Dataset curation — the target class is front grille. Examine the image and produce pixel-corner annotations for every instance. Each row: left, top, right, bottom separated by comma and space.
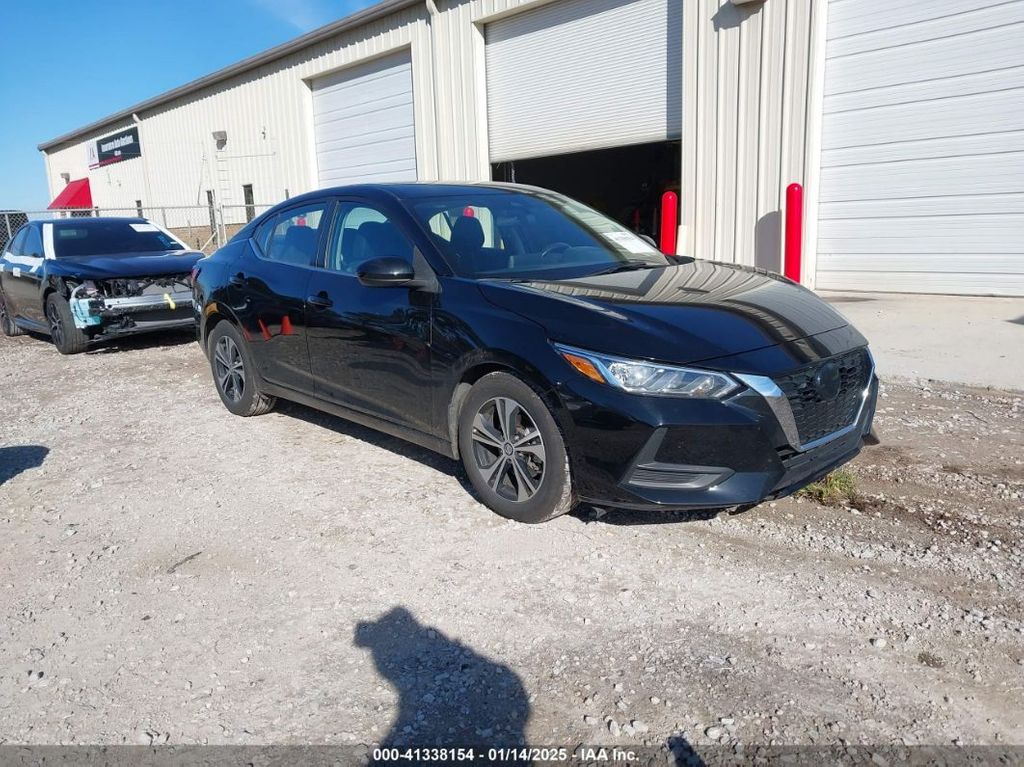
774, 348, 871, 445
771, 427, 863, 494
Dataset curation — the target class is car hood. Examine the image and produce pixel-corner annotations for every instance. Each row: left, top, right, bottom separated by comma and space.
47, 250, 203, 279
479, 260, 859, 367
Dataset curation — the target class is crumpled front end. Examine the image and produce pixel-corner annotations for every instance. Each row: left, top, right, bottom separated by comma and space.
67, 275, 193, 336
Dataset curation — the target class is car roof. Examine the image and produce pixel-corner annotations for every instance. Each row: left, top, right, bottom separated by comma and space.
45, 217, 149, 226
283, 181, 550, 206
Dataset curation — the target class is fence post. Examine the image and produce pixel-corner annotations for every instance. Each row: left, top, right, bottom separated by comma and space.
2, 213, 11, 244
161, 207, 168, 227
218, 203, 226, 248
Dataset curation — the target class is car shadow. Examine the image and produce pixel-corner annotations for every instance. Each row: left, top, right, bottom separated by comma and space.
276, 401, 746, 526
86, 328, 196, 354
355, 606, 529, 753
275, 400, 478, 497
0, 445, 48, 485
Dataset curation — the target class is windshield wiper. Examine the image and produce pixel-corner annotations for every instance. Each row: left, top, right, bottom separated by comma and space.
589, 260, 663, 276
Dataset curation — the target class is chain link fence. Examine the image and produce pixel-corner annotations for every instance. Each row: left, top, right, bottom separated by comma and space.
1, 202, 276, 255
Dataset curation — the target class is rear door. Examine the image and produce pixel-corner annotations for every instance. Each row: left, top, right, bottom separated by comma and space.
230, 199, 334, 396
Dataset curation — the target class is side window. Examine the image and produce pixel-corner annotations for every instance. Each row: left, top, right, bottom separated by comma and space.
6, 227, 28, 256
23, 227, 43, 258
254, 202, 329, 266
326, 203, 413, 274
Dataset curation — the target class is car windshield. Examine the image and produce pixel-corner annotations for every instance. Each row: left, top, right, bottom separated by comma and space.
409, 189, 669, 281
51, 221, 184, 258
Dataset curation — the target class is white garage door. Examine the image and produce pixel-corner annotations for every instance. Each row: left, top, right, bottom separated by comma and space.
485, 0, 681, 162
815, 0, 1024, 296
312, 51, 417, 187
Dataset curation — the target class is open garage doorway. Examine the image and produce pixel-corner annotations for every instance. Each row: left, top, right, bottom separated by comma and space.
491, 140, 680, 240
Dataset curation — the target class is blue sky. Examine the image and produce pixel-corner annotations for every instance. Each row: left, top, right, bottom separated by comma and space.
0, 0, 374, 211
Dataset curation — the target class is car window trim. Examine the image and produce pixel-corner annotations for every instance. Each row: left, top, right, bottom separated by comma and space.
251, 199, 335, 268
22, 225, 44, 259
5, 226, 28, 256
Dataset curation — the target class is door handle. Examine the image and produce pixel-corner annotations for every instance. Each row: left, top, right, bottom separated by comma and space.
306, 292, 333, 308
229, 272, 246, 286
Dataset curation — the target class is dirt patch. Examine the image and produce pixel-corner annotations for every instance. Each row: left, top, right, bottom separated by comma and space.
1, 332, 1022, 749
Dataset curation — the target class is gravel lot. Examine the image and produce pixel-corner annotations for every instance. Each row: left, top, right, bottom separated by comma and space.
1, 330, 1022, 751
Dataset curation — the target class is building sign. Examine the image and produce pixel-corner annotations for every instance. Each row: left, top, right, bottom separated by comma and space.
87, 127, 141, 169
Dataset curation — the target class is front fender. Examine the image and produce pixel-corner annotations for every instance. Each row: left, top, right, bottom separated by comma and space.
431, 278, 581, 460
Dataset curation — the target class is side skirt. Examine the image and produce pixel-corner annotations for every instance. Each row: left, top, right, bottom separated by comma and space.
14, 317, 49, 335
261, 381, 457, 460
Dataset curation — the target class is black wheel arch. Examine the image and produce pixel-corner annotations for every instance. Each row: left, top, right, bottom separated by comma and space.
201, 302, 244, 354
446, 351, 571, 461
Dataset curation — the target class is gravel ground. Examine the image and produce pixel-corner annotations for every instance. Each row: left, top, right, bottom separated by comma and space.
0, 330, 1022, 751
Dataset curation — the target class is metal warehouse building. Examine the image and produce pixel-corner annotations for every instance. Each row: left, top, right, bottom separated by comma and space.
38, 0, 1024, 296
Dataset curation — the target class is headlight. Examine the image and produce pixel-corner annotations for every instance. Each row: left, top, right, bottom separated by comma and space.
554, 343, 739, 398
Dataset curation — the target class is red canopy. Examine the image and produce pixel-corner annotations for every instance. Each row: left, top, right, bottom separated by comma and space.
48, 178, 92, 210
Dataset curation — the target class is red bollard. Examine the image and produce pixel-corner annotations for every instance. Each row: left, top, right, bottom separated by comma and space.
784, 183, 803, 282
659, 190, 679, 255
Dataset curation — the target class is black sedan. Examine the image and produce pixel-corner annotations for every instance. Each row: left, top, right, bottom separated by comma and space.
192, 183, 878, 523
0, 217, 201, 354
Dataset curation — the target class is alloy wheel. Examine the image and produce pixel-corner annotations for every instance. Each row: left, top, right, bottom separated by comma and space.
470, 396, 546, 502
47, 301, 64, 348
213, 336, 246, 403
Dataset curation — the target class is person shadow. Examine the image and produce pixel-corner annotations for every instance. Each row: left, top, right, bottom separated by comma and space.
355, 607, 529, 757
0, 445, 48, 485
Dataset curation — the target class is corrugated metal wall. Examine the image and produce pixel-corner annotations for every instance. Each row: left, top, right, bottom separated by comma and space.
680, 0, 817, 270
42, 0, 819, 270
43, 6, 434, 220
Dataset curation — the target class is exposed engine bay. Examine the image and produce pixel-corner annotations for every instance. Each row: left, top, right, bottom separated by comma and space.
68, 275, 193, 333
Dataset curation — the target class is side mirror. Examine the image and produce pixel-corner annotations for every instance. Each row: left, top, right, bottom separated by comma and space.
357, 256, 415, 287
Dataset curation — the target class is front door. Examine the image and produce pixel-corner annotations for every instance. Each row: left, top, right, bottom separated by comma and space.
305, 200, 434, 435
230, 199, 333, 396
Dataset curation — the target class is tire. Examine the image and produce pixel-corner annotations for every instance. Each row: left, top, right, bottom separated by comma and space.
207, 321, 276, 417
0, 289, 25, 337
46, 293, 88, 354
458, 372, 574, 523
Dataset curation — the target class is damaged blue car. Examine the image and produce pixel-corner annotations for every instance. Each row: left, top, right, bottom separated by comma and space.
0, 217, 201, 354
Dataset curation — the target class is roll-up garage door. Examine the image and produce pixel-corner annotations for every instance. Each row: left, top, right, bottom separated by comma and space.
815, 0, 1024, 296
312, 51, 417, 187
485, 0, 681, 162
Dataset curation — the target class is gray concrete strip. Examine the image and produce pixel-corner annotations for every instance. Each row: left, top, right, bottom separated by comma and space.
822, 291, 1024, 391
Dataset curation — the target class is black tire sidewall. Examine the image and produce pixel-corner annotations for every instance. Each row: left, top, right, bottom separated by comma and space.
0, 290, 17, 336
46, 294, 87, 354
207, 322, 265, 416
458, 372, 572, 523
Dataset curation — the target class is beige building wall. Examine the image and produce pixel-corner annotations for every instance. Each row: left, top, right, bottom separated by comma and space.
42, 0, 822, 274
680, 0, 821, 279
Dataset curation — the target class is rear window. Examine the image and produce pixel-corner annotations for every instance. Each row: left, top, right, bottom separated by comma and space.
52, 221, 184, 258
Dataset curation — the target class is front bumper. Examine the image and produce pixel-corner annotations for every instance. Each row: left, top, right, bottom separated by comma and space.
557, 357, 879, 512
71, 289, 194, 336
